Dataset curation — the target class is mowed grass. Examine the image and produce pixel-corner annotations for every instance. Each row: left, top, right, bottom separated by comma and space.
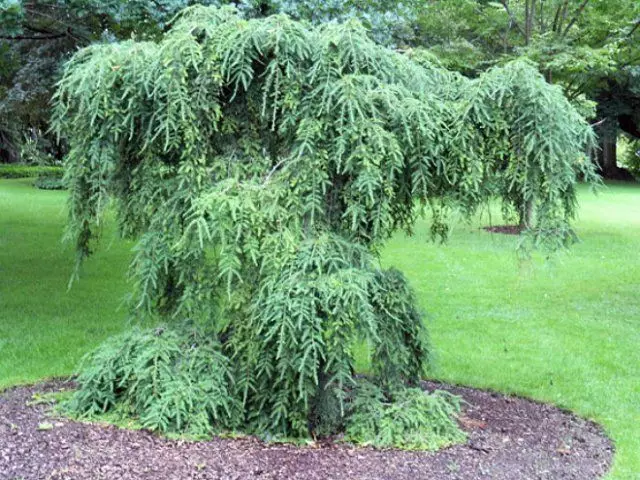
382, 182, 640, 479
1, 177, 639, 478
0, 179, 132, 386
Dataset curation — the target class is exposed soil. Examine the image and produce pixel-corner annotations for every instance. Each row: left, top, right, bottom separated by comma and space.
483, 225, 525, 236
0, 380, 612, 480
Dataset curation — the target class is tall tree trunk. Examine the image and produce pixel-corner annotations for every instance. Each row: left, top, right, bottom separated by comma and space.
529, 0, 536, 39
596, 130, 617, 177
524, 0, 531, 44
596, 125, 634, 180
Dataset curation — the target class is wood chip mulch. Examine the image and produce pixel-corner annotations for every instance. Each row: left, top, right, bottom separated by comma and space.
482, 225, 525, 236
0, 380, 613, 480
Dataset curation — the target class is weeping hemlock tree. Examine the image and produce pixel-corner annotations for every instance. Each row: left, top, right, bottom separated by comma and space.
53, 6, 595, 442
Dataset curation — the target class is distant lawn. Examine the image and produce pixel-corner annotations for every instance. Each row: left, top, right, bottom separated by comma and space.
1, 177, 639, 478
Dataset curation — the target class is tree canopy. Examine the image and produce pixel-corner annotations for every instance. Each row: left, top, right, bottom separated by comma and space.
3, 0, 637, 181
52, 5, 595, 438
0, 0, 237, 162
414, 0, 640, 177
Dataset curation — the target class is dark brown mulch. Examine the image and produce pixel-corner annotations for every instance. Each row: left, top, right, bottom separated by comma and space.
483, 225, 525, 236
0, 380, 613, 480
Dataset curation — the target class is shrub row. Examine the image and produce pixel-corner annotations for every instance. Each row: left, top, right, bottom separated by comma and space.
0, 164, 64, 179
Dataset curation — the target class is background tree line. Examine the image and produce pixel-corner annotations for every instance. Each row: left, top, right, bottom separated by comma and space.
1, 0, 639, 178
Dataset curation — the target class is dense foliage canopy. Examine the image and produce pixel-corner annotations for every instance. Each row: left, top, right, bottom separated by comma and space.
54, 5, 595, 439
414, 0, 640, 178
3, 0, 637, 180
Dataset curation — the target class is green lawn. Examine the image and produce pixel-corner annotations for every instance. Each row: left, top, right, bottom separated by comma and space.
1, 177, 639, 478
0, 179, 132, 386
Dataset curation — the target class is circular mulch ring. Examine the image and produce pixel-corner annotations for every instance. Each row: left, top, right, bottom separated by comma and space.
0, 381, 612, 480
482, 225, 525, 236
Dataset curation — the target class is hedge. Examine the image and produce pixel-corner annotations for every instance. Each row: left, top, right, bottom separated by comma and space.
0, 165, 64, 179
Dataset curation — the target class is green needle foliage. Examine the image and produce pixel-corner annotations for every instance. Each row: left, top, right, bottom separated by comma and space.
53, 5, 596, 444
345, 380, 466, 450
67, 323, 241, 437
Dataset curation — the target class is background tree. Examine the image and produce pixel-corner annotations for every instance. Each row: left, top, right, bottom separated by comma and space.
2, 0, 638, 177
0, 0, 128, 162
413, 0, 640, 179
53, 6, 595, 440
0, 0, 231, 163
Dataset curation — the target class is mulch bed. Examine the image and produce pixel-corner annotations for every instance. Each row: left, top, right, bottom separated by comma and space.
482, 225, 525, 236
0, 380, 613, 480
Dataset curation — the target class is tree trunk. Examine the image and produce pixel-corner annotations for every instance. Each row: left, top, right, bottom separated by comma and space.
597, 130, 616, 176
529, 0, 536, 39
519, 197, 534, 230
524, 0, 531, 44
596, 127, 634, 180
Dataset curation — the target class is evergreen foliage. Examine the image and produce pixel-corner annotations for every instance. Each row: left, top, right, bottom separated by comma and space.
455, 60, 598, 235
345, 380, 465, 450
53, 6, 595, 444
67, 324, 240, 437
34, 175, 66, 190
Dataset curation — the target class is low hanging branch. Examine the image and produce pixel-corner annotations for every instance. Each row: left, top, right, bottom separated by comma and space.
52, 5, 597, 440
